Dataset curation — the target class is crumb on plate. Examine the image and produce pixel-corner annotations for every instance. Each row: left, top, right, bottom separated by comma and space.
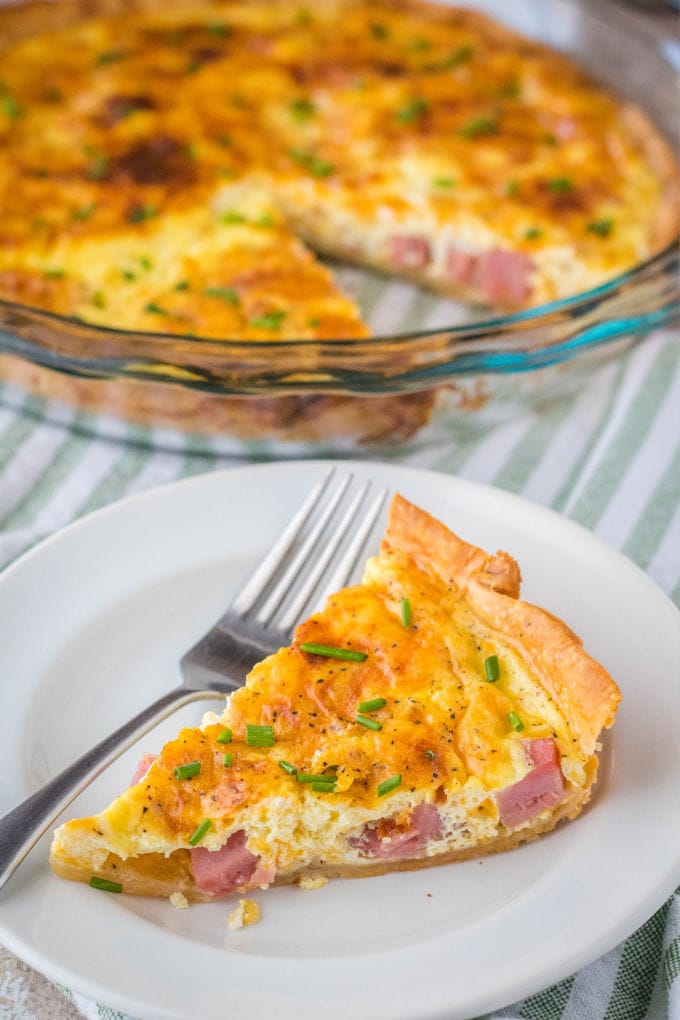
227, 898, 261, 930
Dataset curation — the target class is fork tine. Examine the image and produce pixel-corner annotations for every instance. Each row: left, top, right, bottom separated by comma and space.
253, 472, 353, 623
229, 467, 335, 615
276, 480, 374, 631
316, 486, 387, 604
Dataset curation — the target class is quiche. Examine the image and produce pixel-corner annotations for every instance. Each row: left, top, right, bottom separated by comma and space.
0, 0, 677, 331
49, 495, 621, 900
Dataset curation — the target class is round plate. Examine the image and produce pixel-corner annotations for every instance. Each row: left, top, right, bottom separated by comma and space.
0, 460, 678, 1020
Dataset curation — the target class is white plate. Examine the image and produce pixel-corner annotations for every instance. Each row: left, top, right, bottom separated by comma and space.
0, 460, 679, 1020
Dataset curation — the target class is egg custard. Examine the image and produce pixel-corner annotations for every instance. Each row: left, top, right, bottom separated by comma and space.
50, 495, 621, 901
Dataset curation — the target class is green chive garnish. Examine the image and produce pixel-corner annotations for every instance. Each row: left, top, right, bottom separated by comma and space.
128, 204, 157, 224
248, 310, 286, 330
145, 302, 169, 316
221, 210, 247, 225
508, 711, 524, 732
396, 98, 429, 124
256, 214, 276, 227
288, 148, 335, 178
587, 218, 613, 238
2, 95, 22, 120
505, 179, 519, 196
95, 49, 125, 66
369, 21, 388, 39
122, 269, 137, 281
296, 772, 337, 784
459, 116, 498, 139
278, 760, 297, 775
356, 715, 382, 731
222, 753, 233, 766
89, 876, 122, 893
377, 774, 401, 797
86, 154, 109, 181
357, 698, 387, 713
547, 177, 573, 193
432, 176, 456, 189
207, 21, 231, 37
311, 781, 336, 793
290, 97, 316, 121
204, 286, 240, 305
300, 642, 368, 661
485, 655, 500, 682
92, 291, 106, 309
174, 280, 189, 291
73, 203, 97, 222
524, 227, 543, 240
400, 597, 412, 627
44, 268, 65, 279
217, 728, 233, 743
246, 724, 275, 747
174, 760, 202, 780
425, 750, 436, 759
188, 818, 212, 845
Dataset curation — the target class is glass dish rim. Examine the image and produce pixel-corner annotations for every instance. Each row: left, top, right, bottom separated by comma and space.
1, 240, 677, 357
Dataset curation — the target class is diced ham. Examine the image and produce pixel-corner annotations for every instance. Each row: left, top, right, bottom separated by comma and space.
446, 247, 476, 285
497, 738, 565, 829
191, 829, 271, 897
349, 803, 443, 860
390, 236, 432, 270
472, 249, 533, 305
130, 752, 157, 786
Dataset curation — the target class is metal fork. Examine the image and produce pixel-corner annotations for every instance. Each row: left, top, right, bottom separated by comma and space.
0, 470, 387, 890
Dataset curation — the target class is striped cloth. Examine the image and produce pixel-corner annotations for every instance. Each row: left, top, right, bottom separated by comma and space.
0, 326, 678, 1020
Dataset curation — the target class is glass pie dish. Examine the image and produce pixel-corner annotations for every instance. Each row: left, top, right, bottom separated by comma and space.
0, 0, 677, 455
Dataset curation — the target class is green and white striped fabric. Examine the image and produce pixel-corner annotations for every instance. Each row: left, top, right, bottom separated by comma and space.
0, 326, 678, 1020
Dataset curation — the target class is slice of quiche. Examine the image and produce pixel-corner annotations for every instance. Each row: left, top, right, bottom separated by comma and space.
50, 495, 621, 900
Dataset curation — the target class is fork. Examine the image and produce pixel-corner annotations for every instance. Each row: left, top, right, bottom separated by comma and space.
0, 470, 387, 891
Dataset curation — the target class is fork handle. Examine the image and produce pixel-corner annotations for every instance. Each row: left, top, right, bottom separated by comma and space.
0, 685, 223, 891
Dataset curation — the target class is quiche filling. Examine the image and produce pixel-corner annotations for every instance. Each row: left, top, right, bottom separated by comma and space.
50, 495, 621, 901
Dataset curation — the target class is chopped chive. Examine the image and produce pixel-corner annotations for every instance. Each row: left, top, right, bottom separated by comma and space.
400, 597, 412, 627
355, 715, 382, 731
216, 133, 232, 147
44, 268, 65, 279
432, 176, 456, 189
246, 724, 275, 747
204, 286, 240, 305
459, 116, 498, 139
377, 774, 401, 797
174, 760, 202, 780
290, 97, 316, 121
89, 876, 123, 893
508, 711, 524, 732
248, 310, 286, 330
72, 203, 97, 222
256, 214, 276, 227
278, 760, 297, 775
524, 227, 543, 240
2, 95, 21, 120
186, 142, 198, 160
92, 291, 106, 309
288, 148, 335, 178
188, 818, 212, 845
587, 218, 613, 238
308, 317, 320, 327
369, 21, 388, 39
122, 269, 137, 281
207, 21, 231, 37
139, 255, 154, 271
396, 98, 429, 124
95, 49, 125, 66
296, 772, 337, 783
498, 78, 521, 98
357, 697, 387, 713
311, 781, 336, 792
86, 154, 109, 181
216, 728, 233, 744
424, 749, 436, 759
222, 753, 233, 767
505, 179, 519, 196
128, 204, 157, 224
300, 642, 367, 661
174, 279, 190, 291
484, 655, 500, 682
547, 176, 573, 193
145, 302, 169, 316
221, 210, 247, 225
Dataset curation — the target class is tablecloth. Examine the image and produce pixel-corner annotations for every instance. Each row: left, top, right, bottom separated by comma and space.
0, 325, 678, 1020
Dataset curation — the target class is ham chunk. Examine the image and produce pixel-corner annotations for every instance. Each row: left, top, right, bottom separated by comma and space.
390, 236, 432, 270
350, 803, 443, 860
447, 245, 534, 305
191, 829, 274, 897
497, 738, 565, 829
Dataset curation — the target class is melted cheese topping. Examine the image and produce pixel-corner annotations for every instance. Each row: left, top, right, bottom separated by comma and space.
0, 0, 676, 334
